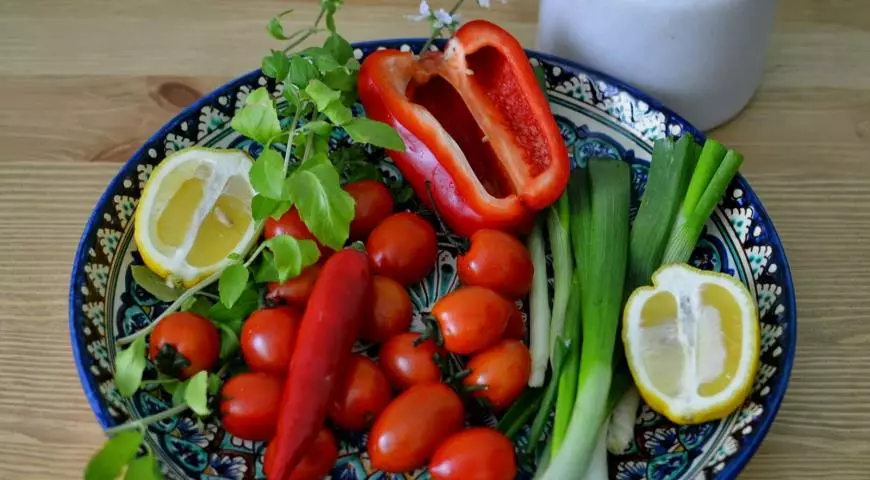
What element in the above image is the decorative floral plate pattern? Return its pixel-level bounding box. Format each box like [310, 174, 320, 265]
[70, 39, 796, 480]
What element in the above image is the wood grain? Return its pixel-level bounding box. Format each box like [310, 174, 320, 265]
[0, 0, 868, 479]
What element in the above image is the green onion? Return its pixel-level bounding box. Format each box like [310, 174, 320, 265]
[662, 147, 743, 264]
[527, 335, 571, 454]
[547, 193, 573, 365]
[538, 158, 630, 480]
[527, 219, 551, 387]
[582, 425, 608, 480]
[497, 387, 544, 439]
[627, 134, 697, 288]
[550, 276, 581, 455]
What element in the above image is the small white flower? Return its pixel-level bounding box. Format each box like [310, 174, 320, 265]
[433, 8, 456, 29]
[477, 0, 491, 7]
[408, 0, 431, 21]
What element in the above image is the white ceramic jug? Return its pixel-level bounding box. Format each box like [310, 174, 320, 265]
[536, 0, 777, 131]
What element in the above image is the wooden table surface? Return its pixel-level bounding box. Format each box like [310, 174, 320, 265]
[0, 0, 868, 478]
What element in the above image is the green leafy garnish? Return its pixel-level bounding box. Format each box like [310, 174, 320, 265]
[114, 336, 147, 397]
[265, 235, 322, 282]
[231, 88, 282, 146]
[343, 118, 406, 151]
[218, 263, 250, 308]
[285, 154, 356, 250]
[123, 451, 161, 480]
[84, 430, 144, 480]
[184, 371, 211, 416]
[216, 323, 240, 360]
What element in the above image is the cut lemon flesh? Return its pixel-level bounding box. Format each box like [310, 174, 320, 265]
[134, 147, 256, 288]
[623, 263, 760, 424]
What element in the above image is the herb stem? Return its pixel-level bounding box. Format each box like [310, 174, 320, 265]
[417, 0, 465, 55]
[244, 242, 268, 268]
[282, 107, 303, 174]
[105, 403, 190, 436]
[282, 8, 327, 53]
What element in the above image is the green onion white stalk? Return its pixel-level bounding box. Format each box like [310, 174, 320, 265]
[547, 194, 573, 365]
[538, 158, 630, 479]
[527, 219, 551, 387]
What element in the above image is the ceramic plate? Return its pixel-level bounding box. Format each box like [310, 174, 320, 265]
[70, 39, 796, 480]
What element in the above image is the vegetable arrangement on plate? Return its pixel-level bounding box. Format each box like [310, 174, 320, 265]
[84, 1, 761, 479]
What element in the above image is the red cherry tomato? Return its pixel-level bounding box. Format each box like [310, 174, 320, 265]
[458, 229, 534, 299]
[463, 339, 531, 411]
[266, 264, 322, 307]
[378, 332, 443, 390]
[429, 428, 517, 480]
[360, 276, 412, 344]
[504, 305, 526, 341]
[366, 212, 437, 285]
[148, 312, 219, 379]
[345, 180, 395, 240]
[264, 208, 333, 259]
[432, 286, 513, 355]
[368, 383, 465, 473]
[240, 307, 301, 376]
[328, 354, 393, 430]
[265, 427, 338, 480]
[220, 372, 284, 441]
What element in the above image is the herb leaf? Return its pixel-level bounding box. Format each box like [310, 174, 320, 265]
[262, 50, 292, 81]
[302, 120, 333, 135]
[251, 148, 286, 201]
[184, 371, 211, 416]
[255, 250, 280, 283]
[123, 450, 161, 480]
[218, 263, 250, 308]
[231, 87, 282, 145]
[131, 265, 182, 302]
[171, 379, 188, 406]
[321, 100, 353, 126]
[182, 297, 213, 317]
[285, 154, 356, 250]
[217, 323, 240, 360]
[266, 235, 321, 282]
[208, 288, 259, 331]
[115, 336, 147, 397]
[305, 79, 341, 111]
[267, 16, 288, 40]
[208, 374, 223, 396]
[324, 33, 354, 64]
[84, 430, 144, 480]
[344, 118, 405, 151]
[287, 57, 320, 89]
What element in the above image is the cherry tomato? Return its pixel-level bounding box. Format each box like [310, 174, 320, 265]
[266, 264, 322, 307]
[378, 332, 443, 390]
[366, 212, 437, 285]
[463, 339, 531, 411]
[368, 383, 465, 473]
[360, 276, 412, 344]
[220, 372, 284, 441]
[265, 427, 338, 480]
[458, 229, 534, 299]
[328, 354, 393, 430]
[504, 305, 526, 341]
[148, 312, 219, 379]
[429, 428, 517, 480]
[345, 180, 395, 240]
[431, 286, 513, 355]
[264, 208, 333, 259]
[240, 307, 301, 376]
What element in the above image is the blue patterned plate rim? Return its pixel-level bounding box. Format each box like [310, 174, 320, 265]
[69, 37, 796, 480]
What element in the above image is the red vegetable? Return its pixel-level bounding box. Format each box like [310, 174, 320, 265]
[463, 339, 532, 411]
[220, 372, 284, 441]
[379, 332, 443, 390]
[458, 229, 534, 299]
[368, 383, 465, 473]
[431, 286, 514, 355]
[265, 208, 333, 259]
[366, 212, 437, 285]
[360, 275, 413, 344]
[429, 428, 517, 480]
[265, 428, 338, 480]
[264, 249, 372, 479]
[240, 307, 301, 376]
[266, 264, 322, 307]
[345, 179, 395, 240]
[358, 20, 570, 237]
[328, 354, 393, 431]
[148, 312, 219, 379]
[504, 305, 526, 341]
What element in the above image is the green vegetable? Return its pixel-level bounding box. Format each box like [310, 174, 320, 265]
[249, 148, 286, 200]
[526, 219, 550, 387]
[184, 371, 212, 416]
[218, 263, 249, 308]
[551, 276, 582, 454]
[497, 387, 544, 439]
[527, 338, 570, 454]
[538, 158, 630, 479]
[607, 383, 640, 455]
[265, 234, 321, 282]
[114, 336, 147, 397]
[343, 118, 406, 151]
[231, 88, 283, 146]
[84, 430, 144, 480]
[130, 266, 182, 302]
[546, 193, 573, 364]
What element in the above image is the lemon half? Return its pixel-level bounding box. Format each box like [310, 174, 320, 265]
[134, 147, 257, 288]
[623, 263, 760, 425]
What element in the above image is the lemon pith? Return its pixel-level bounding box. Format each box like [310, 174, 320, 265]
[623, 263, 760, 425]
[134, 147, 257, 288]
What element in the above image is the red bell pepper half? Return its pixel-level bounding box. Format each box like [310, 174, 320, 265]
[358, 20, 570, 237]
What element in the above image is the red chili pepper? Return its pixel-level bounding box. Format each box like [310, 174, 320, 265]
[358, 20, 570, 237]
[264, 249, 372, 480]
